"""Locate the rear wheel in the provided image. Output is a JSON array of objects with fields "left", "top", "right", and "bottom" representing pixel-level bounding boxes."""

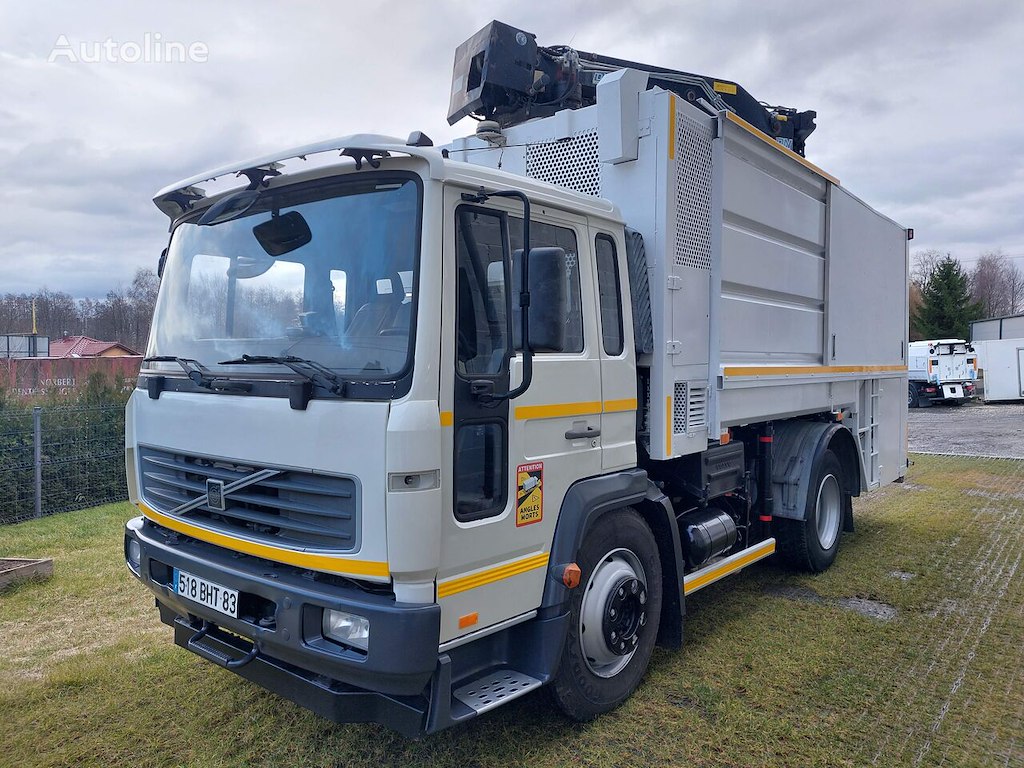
[
  {"left": 775, "top": 449, "right": 846, "bottom": 572},
  {"left": 551, "top": 508, "right": 662, "bottom": 721},
  {"left": 908, "top": 382, "right": 920, "bottom": 408}
]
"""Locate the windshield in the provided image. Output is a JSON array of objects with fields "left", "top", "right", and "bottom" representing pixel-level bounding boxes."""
[{"left": 147, "top": 174, "right": 420, "bottom": 382}]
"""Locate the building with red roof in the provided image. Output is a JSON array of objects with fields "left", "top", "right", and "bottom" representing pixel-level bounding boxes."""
[{"left": 48, "top": 335, "right": 140, "bottom": 358}]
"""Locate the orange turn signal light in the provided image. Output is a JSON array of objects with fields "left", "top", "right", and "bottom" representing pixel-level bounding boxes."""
[{"left": 562, "top": 563, "right": 581, "bottom": 589}]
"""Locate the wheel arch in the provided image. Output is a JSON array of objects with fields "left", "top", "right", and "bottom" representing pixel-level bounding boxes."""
[
  {"left": 771, "top": 420, "right": 860, "bottom": 531},
  {"left": 541, "top": 469, "right": 685, "bottom": 650}
]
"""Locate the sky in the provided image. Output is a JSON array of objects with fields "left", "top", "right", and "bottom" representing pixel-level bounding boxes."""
[{"left": 1, "top": 0, "right": 1022, "bottom": 299}]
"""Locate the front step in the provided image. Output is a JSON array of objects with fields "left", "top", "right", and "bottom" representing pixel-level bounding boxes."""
[{"left": 452, "top": 669, "right": 542, "bottom": 714}]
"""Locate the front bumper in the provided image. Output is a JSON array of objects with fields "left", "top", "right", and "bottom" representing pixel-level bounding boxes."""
[{"left": 125, "top": 515, "right": 442, "bottom": 734}]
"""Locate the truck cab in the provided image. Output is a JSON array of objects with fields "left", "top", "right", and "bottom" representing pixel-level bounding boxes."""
[{"left": 125, "top": 136, "right": 648, "bottom": 734}]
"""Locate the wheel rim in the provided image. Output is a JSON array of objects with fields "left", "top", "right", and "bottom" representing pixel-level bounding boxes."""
[
  {"left": 579, "top": 548, "right": 649, "bottom": 678},
  {"left": 815, "top": 474, "right": 842, "bottom": 550},
  {"left": 908, "top": 384, "right": 914, "bottom": 406}
]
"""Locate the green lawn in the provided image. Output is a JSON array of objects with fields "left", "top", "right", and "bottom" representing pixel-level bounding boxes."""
[{"left": 1, "top": 454, "right": 1021, "bottom": 767}]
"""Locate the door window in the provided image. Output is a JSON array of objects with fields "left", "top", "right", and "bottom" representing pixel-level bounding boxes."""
[
  {"left": 595, "top": 234, "right": 624, "bottom": 356},
  {"left": 455, "top": 207, "right": 511, "bottom": 376},
  {"left": 454, "top": 205, "right": 511, "bottom": 521}
]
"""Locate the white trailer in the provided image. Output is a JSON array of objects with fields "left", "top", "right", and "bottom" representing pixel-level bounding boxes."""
[
  {"left": 123, "top": 21, "right": 909, "bottom": 735},
  {"left": 973, "top": 339, "right": 1024, "bottom": 401},
  {"left": 971, "top": 313, "right": 1024, "bottom": 342},
  {"left": 907, "top": 339, "right": 977, "bottom": 406}
]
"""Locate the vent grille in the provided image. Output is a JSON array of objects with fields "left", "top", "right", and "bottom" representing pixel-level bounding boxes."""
[
  {"left": 526, "top": 130, "right": 600, "bottom": 196},
  {"left": 674, "top": 111, "right": 714, "bottom": 271},
  {"left": 139, "top": 447, "right": 358, "bottom": 551},
  {"left": 687, "top": 386, "right": 707, "bottom": 431},
  {"left": 673, "top": 382, "right": 707, "bottom": 434}
]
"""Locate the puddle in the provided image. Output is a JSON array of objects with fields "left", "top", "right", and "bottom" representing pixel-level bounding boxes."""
[
  {"left": 837, "top": 597, "right": 898, "bottom": 621},
  {"left": 766, "top": 584, "right": 897, "bottom": 622}
]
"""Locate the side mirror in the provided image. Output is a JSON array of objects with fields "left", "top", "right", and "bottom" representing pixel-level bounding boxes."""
[
  {"left": 513, "top": 247, "right": 568, "bottom": 352},
  {"left": 157, "top": 247, "right": 168, "bottom": 279}
]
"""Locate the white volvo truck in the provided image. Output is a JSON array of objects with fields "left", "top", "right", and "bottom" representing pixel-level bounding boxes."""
[{"left": 124, "top": 21, "right": 909, "bottom": 735}]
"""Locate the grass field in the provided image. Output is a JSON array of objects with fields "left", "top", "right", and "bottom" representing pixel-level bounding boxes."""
[{"left": 1, "top": 454, "right": 1022, "bottom": 767}]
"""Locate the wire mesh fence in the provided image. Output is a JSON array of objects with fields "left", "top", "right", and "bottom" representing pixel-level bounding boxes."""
[{"left": 0, "top": 404, "right": 126, "bottom": 525}]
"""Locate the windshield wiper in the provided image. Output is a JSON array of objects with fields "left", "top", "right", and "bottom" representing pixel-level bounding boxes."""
[
  {"left": 144, "top": 355, "right": 212, "bottom": 386},
  {"left": 218, "top": 354, "right": 346, "bottom": 395},
  {"left": 143, "top": 356, "right": 251, "bottom": 393}
]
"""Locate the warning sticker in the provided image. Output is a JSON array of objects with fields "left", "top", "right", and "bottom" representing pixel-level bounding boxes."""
[{"left": 516, "top": 462, "right": 544, "bottom": 527}]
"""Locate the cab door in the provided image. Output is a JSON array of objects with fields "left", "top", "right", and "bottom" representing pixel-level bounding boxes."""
[
  {"left": 437, "top": 190, "right": 602, "bottom": 644},
  {"left": 590, "top": 227, "right": 637, "bottom": 471}
]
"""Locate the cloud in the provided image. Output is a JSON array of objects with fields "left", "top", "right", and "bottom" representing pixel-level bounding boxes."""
[{"left": 1, "top": 1, "right": 1023, "bottom": 298}]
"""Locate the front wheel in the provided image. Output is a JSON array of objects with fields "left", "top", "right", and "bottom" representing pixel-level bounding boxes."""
[
  {"left": 775, "top": 449, "right": 847, "bottom": 572},
  {"left": 550, "top": 508, "right": 662, "bottom": 721}
]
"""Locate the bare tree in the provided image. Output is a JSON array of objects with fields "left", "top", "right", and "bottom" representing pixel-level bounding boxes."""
[
  {"left": 1007, "top": 261, "right": 1023, "bottom": 315},
  {"left": 911, "top": 249, "right": 946, "bottom": 288},
  {"left": 969, "top": 250, "right": 1023, "bottom": 318}
]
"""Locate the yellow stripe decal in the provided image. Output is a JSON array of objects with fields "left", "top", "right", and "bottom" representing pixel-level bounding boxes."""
[
  {"left": 603, "top": 397, "right": 638, "bottom": 413},
  {"left": 665, "top": 395, "right": 673, "bottom": 456},
  {"left": 684, "top": 540, "right": 776, "bottom": 595},
  {"left": 137, "top": 502, "right": 390, "bottom": 578},
  {"left": 724, "top": 364, "right": 907, "bottom": 377},
  {"left": 723, "top": 111, "right": 840, "bottom": 186},
  {"left": 668, "top": 94, "right": 676, "bottom": 161},
  {"left": 438, "top": 552, "right": 550, "bottom": 599},
  {"left": 515, "top": 401, "right": 601, "bottom": 420},
  {"left": 713, "top": 81, "right": 738, "bottom": 95},
  {"left": 439, "top": 410, "right": 454, "bottom": 427}
]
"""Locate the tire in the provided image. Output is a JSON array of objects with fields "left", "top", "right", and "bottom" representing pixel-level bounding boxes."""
[
  {"left": 908, "top": 382, "right": 919, "bottom": 408},
  {"left": 550, "top": 507, "right": 662, "bottom": 721},
  {"left": 775, "top": 449, "right": 846, "bottom": 573}
]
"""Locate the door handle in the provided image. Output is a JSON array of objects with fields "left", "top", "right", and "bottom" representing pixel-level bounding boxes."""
[{"left": 565, "top": 426, "right": 601, "bottom": 440}]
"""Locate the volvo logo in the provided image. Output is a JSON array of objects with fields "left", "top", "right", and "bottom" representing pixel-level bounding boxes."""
[{"left": 206, "top": 479, "right": 226, "bottom": 511}]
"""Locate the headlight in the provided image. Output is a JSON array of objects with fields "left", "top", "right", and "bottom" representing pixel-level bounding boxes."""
[{"left": 322, "top": 609, "right": 370, "bottom": 651}]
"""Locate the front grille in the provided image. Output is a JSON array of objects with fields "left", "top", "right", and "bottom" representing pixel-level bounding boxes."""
[{"left": 139, "top": 446, "right": 359, "bottom": 551}]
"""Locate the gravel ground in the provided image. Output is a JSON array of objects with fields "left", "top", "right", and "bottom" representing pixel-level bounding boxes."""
[{"left": 909, "top": 399, "right": 1024, "bottom": 458}]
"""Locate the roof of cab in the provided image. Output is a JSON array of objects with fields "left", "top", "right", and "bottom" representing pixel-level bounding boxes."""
[{"left": 152, "top": 133, "right": 622, "bottom": 225}]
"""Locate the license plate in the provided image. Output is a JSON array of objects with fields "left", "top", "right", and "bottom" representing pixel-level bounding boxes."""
[
  {"left": 172, "top": 568, "right": 239, "bottom": 618},
  {"left": 943, "top": 384, "right": 963, "bottom": 398}
]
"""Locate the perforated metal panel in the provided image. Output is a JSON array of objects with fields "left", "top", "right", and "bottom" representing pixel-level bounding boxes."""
[
  {"left": 673, "top": 382, "right": 707, "bottom": 434},
  {"left": 673, "top": 382, "right": 688, "bottom": 433},
  {"left": 674, "top": 112, "right": 714, "bottom": 271},
  {"left": 526, "top": 130, "right": 600, "bottom": 196}
]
